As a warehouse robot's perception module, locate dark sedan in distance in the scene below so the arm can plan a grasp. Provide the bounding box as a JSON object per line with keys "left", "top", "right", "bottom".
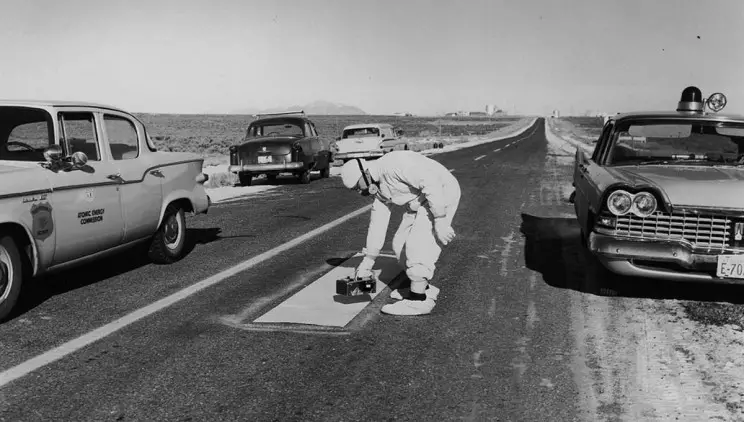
{"left": 228, "top": 111, "right": 333, "bottom": 186}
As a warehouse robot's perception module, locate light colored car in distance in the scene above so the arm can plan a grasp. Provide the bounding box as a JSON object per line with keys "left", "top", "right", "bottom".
{"left": 571, "top": 86, "right": 744, "bottom": 283}
{"left": 331, "top": 123, "right": 408, "bottom": 162}
{"left": 0, "top": 100, "right": 211, "bottom": 321}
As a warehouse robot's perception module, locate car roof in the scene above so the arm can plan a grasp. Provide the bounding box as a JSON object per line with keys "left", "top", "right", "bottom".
{"left": 251, "top": 115, "right": 310, "bottom": 124}
{"left": 0, "top": 99, "right": 134, "bottom": 113}
{"left": 342, "top": 123, "right": 393, "bottom": 130}
{"left": 611, "top": 110, "right": 744, "bottom": 124}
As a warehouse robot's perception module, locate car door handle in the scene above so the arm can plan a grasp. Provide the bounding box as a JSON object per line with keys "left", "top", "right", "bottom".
{"left": 107, "top": 173, "right": 122, "bottom": 180}
{"left": 150, "top": 169, "right": 164, "bottom": 177}
{"left": 578, "top": 163, "right": 587, "bottom": 172}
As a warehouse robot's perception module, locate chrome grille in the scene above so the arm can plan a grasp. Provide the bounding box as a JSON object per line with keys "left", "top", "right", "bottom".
{"left": 597, "top": 210, "right": 733, "bottom": 251}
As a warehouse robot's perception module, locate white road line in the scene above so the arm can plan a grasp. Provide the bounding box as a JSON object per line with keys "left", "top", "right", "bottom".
{"left": 0, "top": 203, "right": 374, "bottom": 389}
{"left": 449, "top": 168, "right": 455, "bottom": 172}
{"left": 493, "top": 148, "right": 502, "bottom": 152}
{"left": 474, "top": 155, "right": 487, "bottom": 161}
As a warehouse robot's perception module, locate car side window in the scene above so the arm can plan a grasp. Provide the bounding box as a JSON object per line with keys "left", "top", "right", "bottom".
{"left": 104, "top": 114, "right": 139, "bottom": 160}
{"left": 59, "top": 112, "right": 100, "bottom": 161}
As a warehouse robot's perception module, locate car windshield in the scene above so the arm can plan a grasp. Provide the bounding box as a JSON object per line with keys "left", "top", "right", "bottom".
{"left": 342, "top": 127, "right": 380, "bottom": 138}
{"left": 246, "top": 120, "right": 305, "bottom": 138}
{"left": 606, "top": 120, "right": 744, "bottom": 166}
{"left": 0, "top": 106, "right": 54, "bottom": 162}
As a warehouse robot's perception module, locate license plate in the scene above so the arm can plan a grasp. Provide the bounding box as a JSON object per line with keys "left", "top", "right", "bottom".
{"left": 716, "top": 255, "right": 744, "bottom": 278}
{"left": 258, "top": 155, "right": 272, "bottom": 164}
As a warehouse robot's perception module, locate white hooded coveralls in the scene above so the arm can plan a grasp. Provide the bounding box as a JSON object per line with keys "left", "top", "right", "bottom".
{"left": 360, "top": 151, "right": 461, "bottom": 292}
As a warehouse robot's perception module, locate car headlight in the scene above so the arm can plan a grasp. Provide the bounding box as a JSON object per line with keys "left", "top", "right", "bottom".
{"left": 607, "top": 190, "right": 632, "bottom": 215}
{"left": 632, "top": 191, "right": 657, "bottom": 217}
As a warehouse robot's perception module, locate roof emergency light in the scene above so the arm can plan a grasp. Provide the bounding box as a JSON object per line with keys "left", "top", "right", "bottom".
{"left": 676, "top": 86, "right": 727, "bottom": 113}
{"left": 677, "top": 86, "right": 704, "bottom": 112}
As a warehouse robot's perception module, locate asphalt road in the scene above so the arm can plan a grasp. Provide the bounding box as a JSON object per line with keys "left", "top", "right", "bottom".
{"left": 2, "top": 118, "right": 741, "bottom": 421}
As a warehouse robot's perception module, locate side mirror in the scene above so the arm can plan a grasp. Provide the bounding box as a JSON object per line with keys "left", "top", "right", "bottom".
{"left": 71, "top": 151, "right": 88, "bottom": 167}
{"left": 43, "top": 144, "right": 64, "bottom": 162}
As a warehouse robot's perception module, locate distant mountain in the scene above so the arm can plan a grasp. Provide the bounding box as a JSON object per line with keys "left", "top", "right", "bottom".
{"left": 233, "top": 100, "right": 366, "bottom": 116}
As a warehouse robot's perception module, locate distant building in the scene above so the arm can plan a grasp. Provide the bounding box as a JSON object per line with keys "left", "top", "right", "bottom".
{"left": 552, "top": 109, "right": 560, "bottom": 118}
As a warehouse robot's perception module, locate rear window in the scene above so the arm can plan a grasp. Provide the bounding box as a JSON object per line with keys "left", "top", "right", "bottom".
{"left": 342, "top": 127, "right": 380, "bottom": 138}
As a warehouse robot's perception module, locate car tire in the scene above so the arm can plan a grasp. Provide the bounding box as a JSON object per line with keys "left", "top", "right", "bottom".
{"left": 298, "top": 169, "right": 311, "bottom": 184}
{"left": 238, "top": 172, "right": 252, "bottom": 186}
{"left": 0, "top": 235, "right": 23, "bottom": 322}
{"left": 148, "top": 204, "right": 187, "bottom": 264}
{"left": 404, "top": 144, "right": 409, "bottom": 150}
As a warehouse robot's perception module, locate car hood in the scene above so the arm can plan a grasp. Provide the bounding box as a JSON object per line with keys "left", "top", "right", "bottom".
{"left": 336, "top": 136, "right": 381, "bottom": 153}
{"left": 608, "top": 165, "right": 744, "bottom": 208}
{"left": 0, "top": 161, "right": 42, "bottom": 174}
{"left": 0, "top": 161, "right": 52, "bottom": 195}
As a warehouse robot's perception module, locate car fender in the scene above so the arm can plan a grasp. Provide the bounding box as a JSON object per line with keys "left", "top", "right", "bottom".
{"left": 0, "top": 215, "right": 41, "bottom": 277}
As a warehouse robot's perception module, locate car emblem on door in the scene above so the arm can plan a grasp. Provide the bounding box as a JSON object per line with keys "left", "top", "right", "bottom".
{"left": 735, "top": 222, "right": 744, "bottom": 241}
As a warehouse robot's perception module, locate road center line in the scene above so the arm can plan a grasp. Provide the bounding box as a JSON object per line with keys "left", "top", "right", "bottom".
{"left": 493, "top": 148, "right": 502, "bottom": 152}
{"left": 0, "top": 203, "right": 374, "bottom": 389}
{"left": 474, "top": 155, "right": 487, "bottom": 161}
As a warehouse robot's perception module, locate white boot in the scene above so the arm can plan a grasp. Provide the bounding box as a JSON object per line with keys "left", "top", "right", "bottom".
{"left": 381, "top": 298, "right": 435, "bottom": 316}
{"left": 390, "top": 284, "right": 440, "bottom": 301}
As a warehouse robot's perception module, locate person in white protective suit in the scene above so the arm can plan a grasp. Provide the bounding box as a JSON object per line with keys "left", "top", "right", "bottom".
{"left": 340, "top": 151, "right": 461, "bottom": 316}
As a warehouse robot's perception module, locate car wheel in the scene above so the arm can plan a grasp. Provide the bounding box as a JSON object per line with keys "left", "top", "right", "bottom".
{"left": 404, "top": 144, "right": 409, "bottom": 150}
{"left": 148, "top": 204, "right": 187, "bottom": 264}
{"left": 298, "top": 170, "right": 311, "bottom": 184}
{"left": 238, "top": 172, "right": 252, "bottom": 186}
{"left": 0, "top": 235, "right": 23, "bottom": 322}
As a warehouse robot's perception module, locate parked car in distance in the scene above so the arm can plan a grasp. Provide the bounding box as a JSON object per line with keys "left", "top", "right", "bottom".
{"left": 0, "top": 100, "right": 211, "bottom": 321}
{"left": 331, "top": 123, "right": 408, "bottom": 163}
{"left": 571, "top": 86, "right": 744, "bottom": 283}
{"left": 228, "top": 110, "right": 332, "bottom": 185}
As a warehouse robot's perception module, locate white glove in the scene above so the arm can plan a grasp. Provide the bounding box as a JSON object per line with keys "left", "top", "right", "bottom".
{"left": 355, "top": 256, "right": 375, "bottom": 278}
{"left": 434, "top": 219, "right": 456, "bottom": 245}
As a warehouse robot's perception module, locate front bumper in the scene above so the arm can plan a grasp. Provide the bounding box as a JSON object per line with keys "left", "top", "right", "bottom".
{"left": 228, "top": 162, "right": 304, "bottom": 173}
{"left": 335, "top": 150, "right": 384, "bottom": 160}
{"left": 588, "top": 231, "right": 744, "bottom": 283}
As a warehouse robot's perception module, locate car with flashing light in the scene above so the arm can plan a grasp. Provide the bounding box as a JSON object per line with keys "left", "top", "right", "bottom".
{"left": 227, "top": 111, "right": 333, "bottom": 185}
{"left": 570, "top": 86, "right": 744, "bottom": 283}
{"left": 331, "top": 123, "right": 408, "bottom": 163}
{"left": 0, "top": 100, "right": 211, "bottom": 321}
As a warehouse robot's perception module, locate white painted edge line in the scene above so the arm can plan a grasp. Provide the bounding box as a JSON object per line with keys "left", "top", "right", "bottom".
{"left": 493, "top": 148, "right": 502, "bottom": 152}
{"left": 0, "top": 203, "right": 374, "bottom": 389}
{"left": 474, "top": 155, "right": 487, "bottom": 161}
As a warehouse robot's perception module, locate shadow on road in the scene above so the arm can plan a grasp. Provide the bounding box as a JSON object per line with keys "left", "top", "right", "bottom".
{"left": 238, "top": 172, "right": 325, "bottom": 187}
{"left": 8, "top": 227, "right": 226, "bottom": 321}
{"left": 519, "top": 212, "right": 744, "bottom": 304}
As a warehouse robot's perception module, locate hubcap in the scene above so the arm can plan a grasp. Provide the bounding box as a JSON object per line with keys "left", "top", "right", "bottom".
{"left": 164, "top": 216, "right": 179, "bottom": 244}
{"left": 0, "top": 261, "right": 7, "bottom": 289}
{"left": 0, "top": 249, "right": 10, "bottom": 300}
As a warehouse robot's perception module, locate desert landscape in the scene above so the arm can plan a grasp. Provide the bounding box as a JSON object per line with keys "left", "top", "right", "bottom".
{"left": 133, "top": 112, "right": 534, "bottom": 189}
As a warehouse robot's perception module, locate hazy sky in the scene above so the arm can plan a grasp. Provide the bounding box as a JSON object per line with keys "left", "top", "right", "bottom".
{"left": 1, "top": 0, "right": 743, "bottom": 116}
